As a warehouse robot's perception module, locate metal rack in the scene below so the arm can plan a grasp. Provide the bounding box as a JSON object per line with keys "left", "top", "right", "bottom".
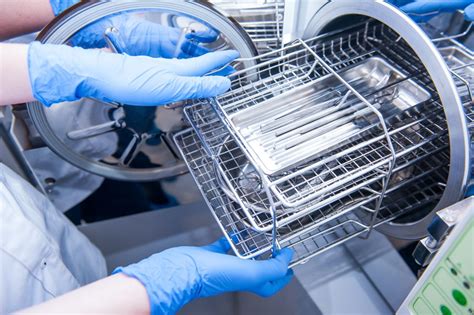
{"left": 174, "top": 19, "right": 472, "bottom": 265}
{"left": 174, "top": 124, "right": 448, "bottom": 265}
{"left": 209, "top": 0, "right": 284, "bottom": 56}
{"left": 423, "top": 21, "right": 473, "bottom": 144}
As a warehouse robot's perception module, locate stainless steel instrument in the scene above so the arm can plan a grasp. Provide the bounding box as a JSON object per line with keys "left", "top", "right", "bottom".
{"left": 174, "top": 1, "right": 473, "bottom": 266}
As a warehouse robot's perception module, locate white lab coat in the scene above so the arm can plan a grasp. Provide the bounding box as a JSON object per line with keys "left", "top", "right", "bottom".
{"left": 0, "top": 163, "right": 107, "bottom": 313}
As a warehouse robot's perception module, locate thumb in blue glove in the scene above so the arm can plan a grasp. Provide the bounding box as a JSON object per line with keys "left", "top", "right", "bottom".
{"left": 113, "top": 237, "right": 294, "bottom": 315}
{"left": 28, "top": 42, "right": 239, "bottom": 107}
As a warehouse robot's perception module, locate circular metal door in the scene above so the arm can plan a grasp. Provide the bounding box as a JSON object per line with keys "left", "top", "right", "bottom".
{"left": 27, "top": 0, "right": 257, "bottom": 181}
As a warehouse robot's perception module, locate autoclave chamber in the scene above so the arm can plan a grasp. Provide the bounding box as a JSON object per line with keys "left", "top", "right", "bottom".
{"left": 23, "top": 0, "right": 473, "bottom": 267}
{"left": 173, "top": 0, "right": 473, "bottom": 266}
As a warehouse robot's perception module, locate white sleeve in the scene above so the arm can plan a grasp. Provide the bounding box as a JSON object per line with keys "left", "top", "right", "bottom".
{"left": 0, "top": 163, "right": 107, "bottom": 313}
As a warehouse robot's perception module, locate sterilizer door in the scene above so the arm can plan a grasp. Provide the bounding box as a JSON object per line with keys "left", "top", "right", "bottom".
{"left": 25, "top": 0, "right": 257, "bottom": 182}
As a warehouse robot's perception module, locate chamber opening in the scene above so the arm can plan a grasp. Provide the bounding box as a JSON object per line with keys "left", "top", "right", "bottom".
{"left": 174, "top": 5, "right": 469, "bottom": 265}
{"left": 308, "top": 14, "right": 451, "bottom": 229}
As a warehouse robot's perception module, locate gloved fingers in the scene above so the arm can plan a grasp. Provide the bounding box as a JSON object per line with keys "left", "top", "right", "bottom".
{"left": 207, "top": 65, "right": 236, "bottom": 77}
{"left": 170, "top": 75, "right": 232, "bottom": 100}
{"left": 465, "top": 4, "right": 474, "bottom": 21}
{"left": 386, "top": 0, "right": 414, "bottom": 6}
{"left": 202, "top": 237, "right": 231, "bottom": 254}
{"left": 251, "top": 269, "right": 294, "bottom": 298}
{"left": 249, "top": 248, "right": 294, "bottom": 282}
{"left": 400, "top": 0, "right": 472, "bottom": 14}
{"left": 180, "top": 41, "right": 210, "bottom": 58}
{"left": 163, "top": 50, "right": 240, "bottom": 77}
{"left": 50, "top": 0, "right": 79, "bottom": 16}
{"left": 185, "top": 28, "right": 219, "bottom": 43}
{"left": 177, "top": 46, "right": 237, "bottom": 76}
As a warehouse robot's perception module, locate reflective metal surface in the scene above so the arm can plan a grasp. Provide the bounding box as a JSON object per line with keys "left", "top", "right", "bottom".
{"left": 229, "top": 56, "right": 431, "bottom": 174}
{"left": 173, "top": 1, "right": 471, "bottom": 265}
{"left": 27, "top": 0, "right": 257, "bottom": 181}
{"left": 209, "top": 0, "right": 284, "bottom": 56}
{"left": 302, "top": 0, "right": 471, "bottom": 240}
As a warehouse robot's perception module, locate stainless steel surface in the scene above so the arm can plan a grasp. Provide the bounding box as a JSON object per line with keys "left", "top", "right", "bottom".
{"left": 229, "top": 56, "right": 430, "bottom": 174}
{"left": 302, "top": 0, "right": 471, "bottom": 240}
{"left": 26, "top": 0, "right": 257, "bottom": 181}
{"left": 377, "top": 22, "right": 474, "bottom": 239}
{"left": 196, "top": 22, "right": 450, "bottom": 228}
{"left": 173, "top": 1, "right": 473, "bottom": 265}
{"left": 412, "top": 237, "right": 438, "bottom": 267}
{"left": 428, "top": 207, "right": 463, "bottom": 243}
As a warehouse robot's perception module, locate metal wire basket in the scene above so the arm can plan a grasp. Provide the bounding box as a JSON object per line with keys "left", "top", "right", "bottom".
{"left": 209, "top": 0, "right": 284, "bottom": 57}
{"left": 174, "top": 18, "right": 472, "bottom": 265}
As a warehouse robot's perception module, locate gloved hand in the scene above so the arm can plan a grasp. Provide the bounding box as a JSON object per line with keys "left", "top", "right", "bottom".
{"left": 113, "top": 237, "right": 294, "bottom": 315}
{"left": 50, "top": 1, "right": 232, "bottom": 74}
{"left": 392, "top": 0, "right": 474, "bottom": 22}
{"left": 28, "top": 42, "right": 239, "bottom": 107}
{"left": 70, "top": 16, "right": 220, "bottom": 59}
{"left": 49, "top": 0, "right": 79, "bottom": 16}
{"left": 49, "top": 0, "right": 218, "bottom": 57}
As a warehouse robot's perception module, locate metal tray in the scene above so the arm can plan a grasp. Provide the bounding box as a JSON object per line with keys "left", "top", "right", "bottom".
{"left": 439, "top": 46, "right": 473, "bottom": 68}
{"left": 439, "top": 46, "right": 473, "bottom": 91}
{"left": 229, "top": 57, "right": 431, "bottom": 175}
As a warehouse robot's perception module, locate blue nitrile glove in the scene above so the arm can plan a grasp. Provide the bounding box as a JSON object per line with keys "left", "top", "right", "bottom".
{"left": 393, "top": 0, "right": 474, "bottom": 22}
{"left": 70, "top": 15, "right": 219, "bottom": 59}
{"left": 113, "top": 237, "right": 294, "bottom": 315}
{"left": 49, "top": 0, "right": 79, "bottom": 16}
{"left": 28, "top": 42, "right": 239, "bottom": 107}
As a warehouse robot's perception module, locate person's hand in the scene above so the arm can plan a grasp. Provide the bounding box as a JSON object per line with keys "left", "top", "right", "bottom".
{"left": 70, "top": 15, "right": 220, "bottom": 59}
{"left": 49, "top": 0, "right": 79, "bottom": 16}
{"left": 48, "top": 1, "right": 234, "bottom": 74}
{"left": 390, "top": 0, "right": 474, "bottom": 22}
{"left": 113, "top": 237, "right": 294, "bottom": 315}
{"left": 28, "top": 42, "right": 239, "bottom": 107}
{"left": 48, "top": 0, "right": 218, "bottom": 58}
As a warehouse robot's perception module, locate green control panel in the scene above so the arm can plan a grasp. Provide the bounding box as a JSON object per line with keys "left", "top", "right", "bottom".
{"left": 409, "top": 217, "right": 473, "bottom": 315}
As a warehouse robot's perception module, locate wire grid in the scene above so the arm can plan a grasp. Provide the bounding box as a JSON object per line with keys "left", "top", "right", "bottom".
{"left": 173, "top": 125, "right": 450, "bottom": 264}
{"left": 440, "top": 47, "right": 473, "bottom": 125}
{"left": 187, "top": 20, "right": 449, "bottom": 228}
{"left": 373, "top": 164, "right": 449, "bottom": 227}
{"left": 172, "top": 20, "right": 470, "bottom": 264}
{"left": 420, "top": 20, "right": 473, "bottom": 103}
{"left": 211, "top": 20, "right": 445, "bottom": 208}
{"left": 185, "top": 92, "right": 449, "bottom": 231}
{"left": 209, "top": 0, "right": 284, "bottom": 56}
{"left": 174, "top": 127, "right": 372, "bottom": 262}
{"left": 184, "top": 100, "right": 380, "bottom": 232}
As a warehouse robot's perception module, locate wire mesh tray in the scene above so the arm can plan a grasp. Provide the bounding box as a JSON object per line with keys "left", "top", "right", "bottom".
{"left": 174, "top": 127, "right": 372, "bottom": 263}
{"left": 182, "top": 21, "right": 449, "bottom": 232}
{"left": 208, "top": 24, "right": 444, "bottom": 212}
{"left": 173, "top": 19, "right": 468, "bottom": 265}
{"left": 184, "top": 95, "right": 448, "bottom": 234}
{"left": 228, "top": 56, "right": 431, "bottom": 174}
{"left": 174, "top": 126, "right": 448, "bottom": 264}
{"left": 210, "top": 0, "right": 284, "bottom": 56}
